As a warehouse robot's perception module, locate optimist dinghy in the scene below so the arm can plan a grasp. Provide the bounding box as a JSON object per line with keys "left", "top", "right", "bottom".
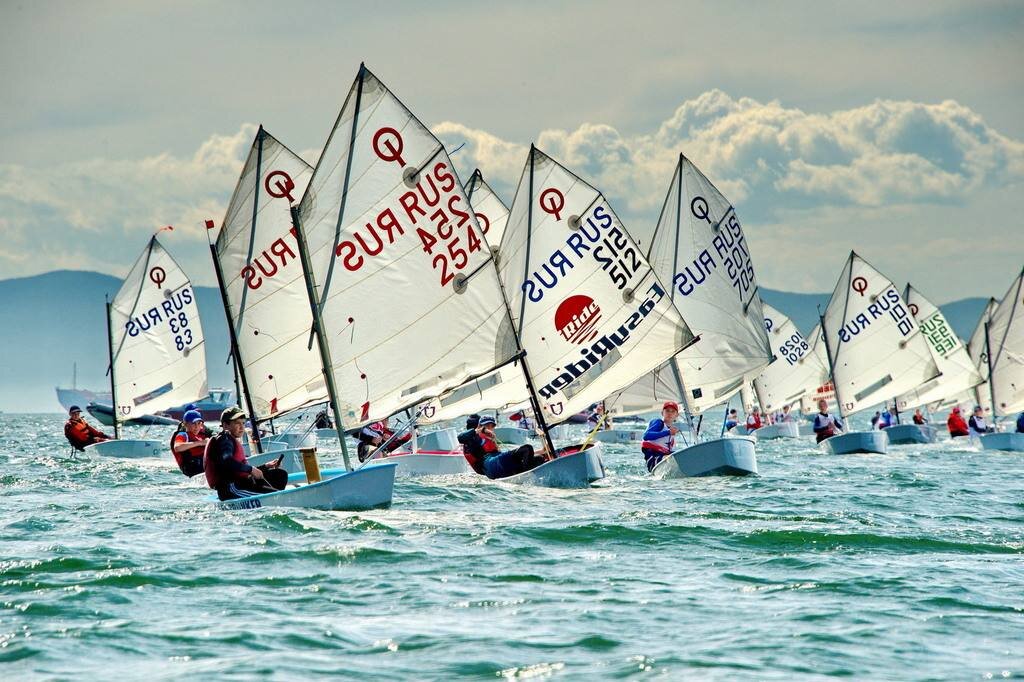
{"left": 979, "top": 432, "right": 1024, "bottom": 452}
{"left": 222, "top": 461, "right": 396, "bottom": 511}
{"left": 884, "top": 423, "right": 936, "bottom": 445}
{"left": 816, "top": 252, "right": 939, "bottom": 455}
{"left": 498, "top": 443, "right": 604, "bottom": 488}
{"left": 976, "top": 267, "right": 1024, "bottom": 452}
{"left": 247, "top": 448, "right": 304, "bottom": 474}
{"left": 751, "top": 421, "right": 800, "bottom": 440}
{"left": 97, "top": 235, "right": 210, "bottom": 459}
{"left": 652, "top": 436, "right": 757, "bottom": 478}
{"left": 593, "top": 428, "right": 645, "bottom": 444}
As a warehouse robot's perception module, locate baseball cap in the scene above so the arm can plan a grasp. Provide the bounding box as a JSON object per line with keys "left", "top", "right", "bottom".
{"left": 220, "top": 406, "right": 247, "bottom": 422}
{"left": 479, "top": 416, "right": 497, "bottom": 427}
{"left": 662, "top": 401, "right": 679, "bottom": 412}
{"left": 69, "top": 405, "right": 81, "bottom": 414}
{"left": 183, "top": 409, "right": 203, "bottom": 424}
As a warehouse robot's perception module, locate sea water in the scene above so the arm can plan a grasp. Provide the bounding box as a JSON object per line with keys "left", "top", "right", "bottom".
{"left": 1, "top": 414, "right": 1021, "bottom": 680}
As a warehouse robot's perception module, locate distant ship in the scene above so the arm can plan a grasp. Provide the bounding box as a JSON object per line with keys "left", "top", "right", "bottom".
{"left": 55, "top": 363, "right": 111, "bottom": 412}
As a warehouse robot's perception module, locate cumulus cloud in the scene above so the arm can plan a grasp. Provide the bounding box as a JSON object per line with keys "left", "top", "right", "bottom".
{"left": 435, "top": 91, "right": 1024, "bottom": 220}
{"left": 2, "top": 92, "right": 1021, "bottom": 302}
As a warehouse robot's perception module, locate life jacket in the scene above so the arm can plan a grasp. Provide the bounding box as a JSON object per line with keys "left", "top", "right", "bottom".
{"left": 813, "top": 413, "right": 839, "bottom": 442}
{"left": 746, "top": 414, "right": 762, "bottom": 430}
{"left": 968, "top": 415, "right": 989, "bottom": 436}
{"left": 203, "top": 431, "right": 247, "bottom": 489}
{"left": 65, "top": 418, "right": 104, "bottom": 450}
{"left": 457, "top": 429, "right": 488, "bottom": 475}
{"left": 170, "top": 430, "right": 206, "bottom": 477}
{"left": 913, "top": 414, "right": 925, "bottom": 425}
{"left": 947, "top": 413, "right": 969, "bottom": 436}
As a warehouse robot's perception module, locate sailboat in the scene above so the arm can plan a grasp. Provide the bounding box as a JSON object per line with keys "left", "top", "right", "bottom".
{"left": 417, "top": 147, "right": 696, "bottom": 487}
{"left": 817, "top": 252, "right": 939, "bottom": 454}
{"left": 967, "top": 297, "right": 1000, "bottom": 420}
{"left": 88, "top": 235, "right": 209, "bottom": 459}
{"left": 617, "top": 154, "right": 772, "bottom": 476}
{"left": 978, "top": 267, "right": 1024, "bottom": 452}
{"left": 749, "top": 301, "right": 826, "bottom": 439}
{"left": 889, "top": 284, "right": 984, "bottom": 444}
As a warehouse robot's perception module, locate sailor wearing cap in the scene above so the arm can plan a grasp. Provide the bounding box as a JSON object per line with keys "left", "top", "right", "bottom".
{"left": 170, "top": 409, "right": 208, "bottom": 477}
{"left": 63, "top": 405, "right": 111, "bottom": 451}
{"left": 203, "top": 406, "right": 288, "bottom": 500}
{"left": 641, "top": 401, "right": 681, "bottom": 472}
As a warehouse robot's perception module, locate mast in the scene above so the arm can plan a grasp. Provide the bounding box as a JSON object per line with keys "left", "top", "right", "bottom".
{"left": 208, "top": 240, "right": 263, "bottom": 453}
{"left": 512, "top": 146, "right": 558, "bottom": 456}
{"left": 104, "top": 297, "right": 120, "bottom": 440}
{"left": 663, "top": 155, "right": 698, "bottom": 436}
{"left": 984, "top": 320, "right": 996, "bottom": 420}
{"left": 818, "top": 309, "right": 843, "bottom": 421}
{"left": 291, "top": 204, "right": 353, "bottom": 471}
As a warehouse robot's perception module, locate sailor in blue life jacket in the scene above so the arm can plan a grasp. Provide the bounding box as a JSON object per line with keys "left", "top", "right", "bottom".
{"left": 457, "top": 415, "right": 547, "bottom": 479}
{"left": 813, "top": 399, "right": 844, "bottom": 443}
{"left": 877, "top": 406, "right": 894, "bottom": 429}
{"left": 641, "top": 401, "right": 681, "bottom": 472}
{"left": 204, "top": 406, "right": 288, "bottom": 501}
{"left": 968, "top": 406, "right": 994, "bottom": 436}
{"left": 724, "top": 409, "right": 739, "bottom": 431}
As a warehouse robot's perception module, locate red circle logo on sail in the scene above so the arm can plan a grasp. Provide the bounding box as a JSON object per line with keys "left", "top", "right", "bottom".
{"left": 554, "top": 295, "right": 602, "bottom": 344}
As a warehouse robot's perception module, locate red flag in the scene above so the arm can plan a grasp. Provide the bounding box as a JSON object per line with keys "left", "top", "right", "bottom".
{"left": 205, "top": 219, "right": 216, "bottom": 230}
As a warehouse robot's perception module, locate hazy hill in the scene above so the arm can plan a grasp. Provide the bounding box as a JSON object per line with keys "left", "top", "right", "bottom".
{"left": 0, "top": 270, "right": 992, "bottom": 412}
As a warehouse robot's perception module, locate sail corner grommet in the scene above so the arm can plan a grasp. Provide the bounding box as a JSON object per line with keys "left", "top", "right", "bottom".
{"left": 622, "top": 288, "right": 635, "bottom": 304}
{"left": 567, "top": 215, "right": 581, "bottom": 231}
{"left": 452, "top": 274, "right": 469, "bottom": 294}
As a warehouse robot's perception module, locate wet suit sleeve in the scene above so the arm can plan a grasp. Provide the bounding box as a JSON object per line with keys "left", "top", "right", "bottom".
{"left": 214, "top": 435, "right": 252, "bottom": 476}
{"left": 644, "top": 419, "right": 670, "bottom": 441}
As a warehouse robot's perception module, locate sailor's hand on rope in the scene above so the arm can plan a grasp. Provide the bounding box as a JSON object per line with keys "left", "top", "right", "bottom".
{"left": 250, "top": 466, "right": 264, "bottom": 480}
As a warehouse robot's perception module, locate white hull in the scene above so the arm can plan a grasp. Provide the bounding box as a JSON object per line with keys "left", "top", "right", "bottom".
{"left": 415, "top": 428, "right": 459, "bottom": 452}
{"left": 593, "top": 428, "right": 644, "bottom": 444}
{"left": 364, "top": 451, "right": 471, "bottom": 477}
{"left": 266, "top": 431, "right": 316, "bottom": 450}
{"left": 979, "top": 432, "right": 1024, "bottom": 452}
{"left": 500, "top": 443, "right": 605, "bottom": 488}
{"left": 222, "top": 463, "right": 397, "bottom": 511}
{"left": 752, "top": 421, "right": 800, "bottom": 440}
{"left": 247, "top": 448, "right": 304, "bottom": 475}
{"left": 885, "top": 424, "right": 937, "bottom": 445}
{"left": 493, "top": 427, "right": 531, "bottom": 446}
{"left": 85, "top": 439, "right": 164, "bottom": 459}
{"left": 819, "top": 431, "right": 888, "bottom": 454}
{"left": 652, "top": 437, "right": 757, "bottom": 478}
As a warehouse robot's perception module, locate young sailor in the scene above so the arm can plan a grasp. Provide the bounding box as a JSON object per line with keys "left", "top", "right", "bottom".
{"left": 870, "top": 411, "right": 881, "bottom": 429}
{"left": 510, "top": 410, "right": 534, "bottom": 431}
{"left": 356, "top": 417, "right": 412, "bottom": 462}
{"left": 968, "top": 406, "right": 993, "bottom": 436}
{"left": 457, "top": 415, "right": 545, "bottom": 479}
{"left": 878, "top": 406, "right": 894, "bottom": 429}
{"left": 204, "top": 406, "right": 287, "bottom": 501}
{"left": 170, "top": 409, "right": 207, "bottom": 477}
{"left": 912, "top": 409, "right": 927, "bottom": 425}
{"left": 641, "top": 401, "right": 680, "bottom": 472}
{"left": 724, "top": 409, "right": 739, "bottom": 431}
{"left": 779, "top": 405, "right": 794, "bottom": 423}
{"left": 587, "top": 402, "right": 612, "bottom": 430}
{"left": 313, "top": 409, "right": 333, "bottom": 430}
{"left": 812, "top": 398, "right": 844, "bottom": 443}
{"left": 63, "top": 405, "right": 111, "bottom": 451}
{"left": 745, "top": 407, "right": 763, "bottom": 431}
{"left": 947, "top": 406, "right": 969, "bottom": 438}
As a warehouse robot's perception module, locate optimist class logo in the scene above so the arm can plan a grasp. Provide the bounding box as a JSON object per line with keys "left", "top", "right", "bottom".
{"left": 554, "top": 295, "right": 602, "bottom": 344}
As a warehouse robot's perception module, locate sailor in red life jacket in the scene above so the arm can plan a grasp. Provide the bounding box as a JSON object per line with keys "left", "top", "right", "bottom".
{"left": 642, "top": 401, "right": 681, "bottom": 472}
{"left": 812, "top": 398, "right": 844, "bottom": 443}
{"left": 947, "top": 406, "right": 969, "bottom": 437}
{"left": 204, "top": 406, "right": 288, "bottom": 501}
{"left": 170, "top": 409, "right": 207, "bottom": 477}
{"left": 63, "top": 405, "right": 110, "bottom": 451}
{"left": 745, "top": 407, "right": 763, "bottom": 432}
{"left": 356, "top": 417, "right": 413, "bottom": 462}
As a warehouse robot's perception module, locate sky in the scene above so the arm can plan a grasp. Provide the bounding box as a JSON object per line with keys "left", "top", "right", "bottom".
{"left": 1, "top": 0, "right": 1022, "bottom": 303}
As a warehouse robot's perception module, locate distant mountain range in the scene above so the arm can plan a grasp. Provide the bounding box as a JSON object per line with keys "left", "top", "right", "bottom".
{"left": 0, "top": 270, "right": 991, "bottom": 413}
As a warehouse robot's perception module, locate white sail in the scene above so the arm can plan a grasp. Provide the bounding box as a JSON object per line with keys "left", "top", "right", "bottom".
{"left": 606, "top": 361, "right": 681, "bottom": 416}
{"left": 894, "top": 284, "right": 983, "bottom": 411}
{"left": 295, "top": 65, "right": 518, "bottom": 428}
{"left": 643, "top": 154, "right": 771, "bottom": 413}
{"left": 967, "top": 297, "right": 999, "bottom": 416}
{"left": 213, "top": 127, "right": 325, "bottom": 420}
{"left": 497, "top": 146, "right": 695, "bottom": 423}
{"left": 753, "top": 302, "right": 828, "bottom": 412}
{"left": 110, "top": 236, "right": 207, "bottom": 422}
{"left": 821, "top": 252, "right": 939, "bottom": 416}
{"left": 986, "top": 267, "right": 1024, "bottom": 416}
